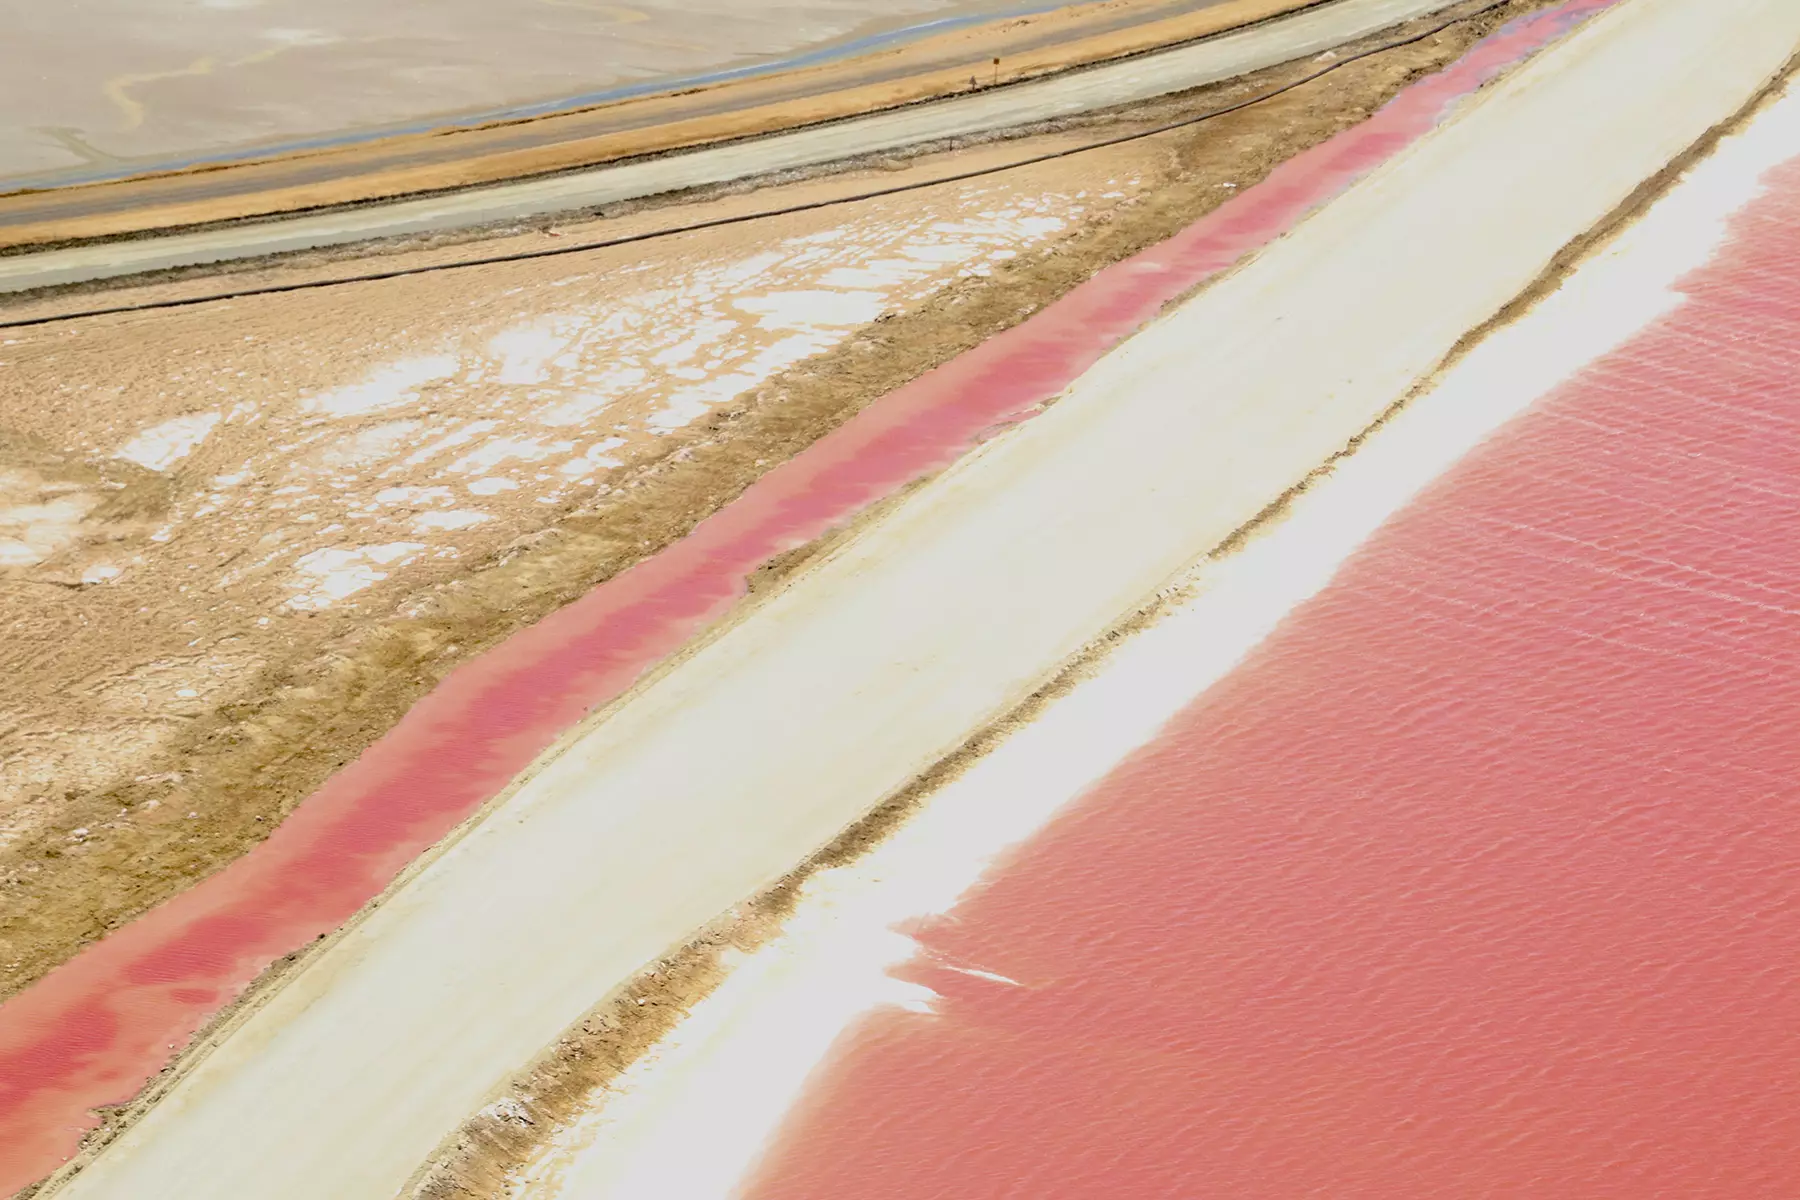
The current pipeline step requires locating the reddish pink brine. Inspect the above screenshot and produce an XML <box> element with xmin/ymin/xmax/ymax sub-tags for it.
<box><xmin>0</xmin><ymin>4</ymin><xmax>1622</xmax><ymax>1193</ymax></box>
<box><xmin>745</xmin><ymin>146</ymin><xmax>1800</xmax><ymax>1200</ymax></box>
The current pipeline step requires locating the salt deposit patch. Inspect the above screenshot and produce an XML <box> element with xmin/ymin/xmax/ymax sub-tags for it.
<box><xmin>302</xmin><ymin>356</ymin><xmax>458</xmax><ymax>417</ymax></box>
<box><xmin>735</xmin><ymin>290</ymin><xmax>887</xmax><ymax>328</ymax></box>
<box><xmin>467</xmin><ymin>478</ymin><xmax>519</xmax><ymax>496</ymax></box>
<box><xmin>287</xmin><ymin>542</ymin><xmax>425</xmax><ymax>609</ymax></box>
<box><xmin>320</xmin><ymin>421</ymin><xmax>425</xmax><ymax>470</ymax></box>
<box><xmin>533</xmin><ymin>371</ymin><xmax>646</xmax><ymax>428</ymax></box>
<box><xmin>558</xmin><ymin>440</ymin><xmax>626</xmax><ymax>479</ymax></box>
<box><xmin>489</xmin><ymin>323</ymin><xmax>573</xmax><ymax>386</ymax></box>
<box><xmin>116</xmin><ymin>412</ymin><xmax>221</xmax><ymax>471</ymax></box>
<box><xmin>412</xmin><ymin>510</ymin><xmax>490</xmax><ymax>533</ymax></box>
<box><xmin>446</xmin><ymin>436</ymin><xmax>570</xmax><ymax>476</ymax></box>
<box><xmin>0</xmin><ymin>492</ymin><xmax>97</xmax><ymax>568</ymax></box>
<box><xmin>374</xmin><ymin>485</ymin><xmax>454</xmax><ymax>506</ymax></box>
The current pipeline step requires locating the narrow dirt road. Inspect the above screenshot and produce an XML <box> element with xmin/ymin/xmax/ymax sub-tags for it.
<box><xmin>0</xmin><ymin>0</ymin><xmax>1352</xmax><ymax>243</ymax></box>
<box><xmin>39</xmin><ymin>1</ymin><xmax>1800</xmax><ymax>1197</ymax></box>
<box><xmin>0</xmin><ymin>0</ymin><xmax>1458</xmax><ymax>292</ymax></box>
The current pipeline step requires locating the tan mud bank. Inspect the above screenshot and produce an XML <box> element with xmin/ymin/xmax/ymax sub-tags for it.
<box><xmin>0</xmin><ymin>0</ymin><xmax>1367</xmax><ymax>252</ymax></box>
<box><xmin>2</xmin><ymin>0</ymin><xmax>1043</xmax><ymax>186</ymax></box>
<box><xmin>35</xmin><ymin>1</ymin><xmax>1800</xmax><ymax>1197</ymax></box>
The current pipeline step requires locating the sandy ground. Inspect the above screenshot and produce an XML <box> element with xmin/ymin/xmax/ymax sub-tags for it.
<box><xmin>0</xmin><ymin>0</ymin><xmax>1046</xmax><ymax>183</ymax></box>
<box><xmin>37</xmin><ymin>0</ymin><xmax>1800</xmax><ymax>1195</ymax></box>
<box><xmin>0</xmin><ymin>3</ymin><xmax>1553</xmax><ymax>1020</ymax></box>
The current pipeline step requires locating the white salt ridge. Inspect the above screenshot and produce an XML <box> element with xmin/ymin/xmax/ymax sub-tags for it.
<box><xmin>508</xmin><ymin>78</ymin><xmax>1800</xmax><ymax>1200</ymax></box>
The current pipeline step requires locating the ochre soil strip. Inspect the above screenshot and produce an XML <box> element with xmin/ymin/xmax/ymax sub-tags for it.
<box><xmin>0</xmin><ymin>0</ymin><xmax>1320</xmax><ymax>248</ymax></box>
<box><xmin>0</xmin><ymin>4</ymin><xmax>1607</xmax><ymax>1196</ymax></box>
<box><xmin>741</xmin><ymin>129</ymin><xmax>1800</xmax><ymax>1200</ymax></box>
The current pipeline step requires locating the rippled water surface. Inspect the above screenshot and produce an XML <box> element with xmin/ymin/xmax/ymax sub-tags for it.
<box><xmin>743</xmin><ymin>132</ymin><xmax>1800</xmax><ymax>1200</ymax></box>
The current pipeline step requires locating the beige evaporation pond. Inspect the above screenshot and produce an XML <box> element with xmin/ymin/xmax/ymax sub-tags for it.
<box><xmin>0</xmin><ymin>0</ymin><xmax>1035</xmax><ymax>187</ymax></box>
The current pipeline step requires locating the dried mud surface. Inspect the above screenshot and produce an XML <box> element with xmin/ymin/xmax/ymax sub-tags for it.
<box><xmin>0</xmin><ymin>0</ymin><xmax>1554</xmax><ymax>1026</ymax></box>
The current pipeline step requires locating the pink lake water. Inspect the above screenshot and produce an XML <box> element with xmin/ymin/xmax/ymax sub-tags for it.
<box><xmin>744</xmin><ymin>112</ymin><xmax>1800</xmax><ymax>1200</ymax></box>
<box><xmin>0</xmin><ymin>4</ymin><xmax>1618</xmax><ymax>1194</ymax></box>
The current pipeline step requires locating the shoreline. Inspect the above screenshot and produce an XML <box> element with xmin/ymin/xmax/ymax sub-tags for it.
<box><xmin>0</xmin><ymin>0</ymin><xmax>1327</xmax><ymax>248</ymax></box>
<box><xmin>0</xmin><ymin>4</ymin><xmax>1626</xmax><ymax>1194</ymax></box>
<box><xmin>2</xmin><ymin>0</ymin><xmax>1085</xmax><ymax>195</ymax></box>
